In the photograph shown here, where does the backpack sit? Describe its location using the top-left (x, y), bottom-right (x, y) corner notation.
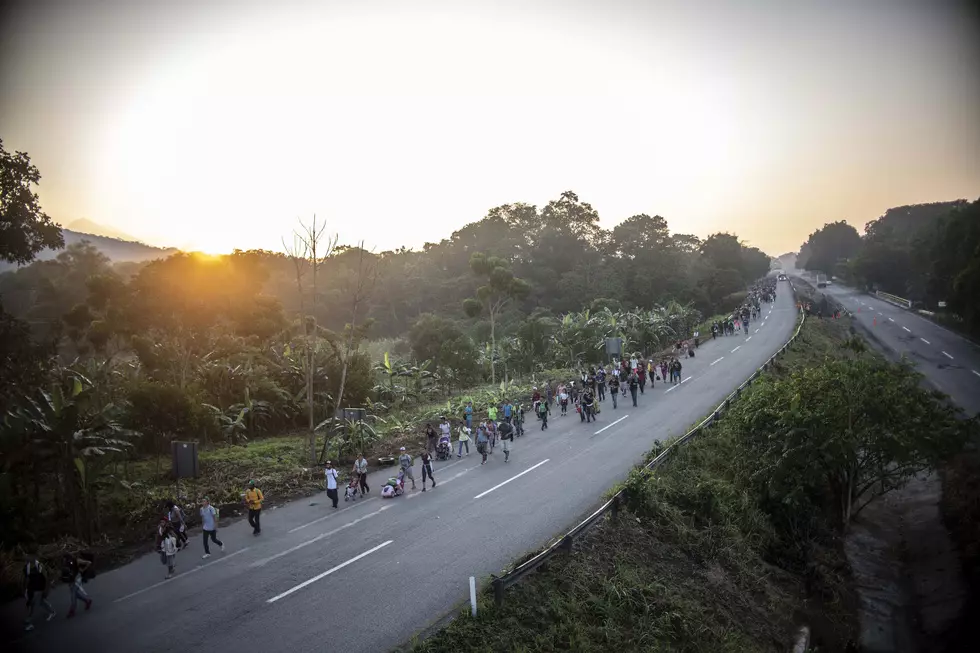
top-left (26, 561), bottom-right (46, 590)
top-left (60, 558), bottom-right (76, 583)
top-left (79, 551), bottom-right (96, 581)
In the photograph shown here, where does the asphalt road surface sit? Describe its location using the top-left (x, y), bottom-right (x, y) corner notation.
top-left (814, 278), bottom-right (980, 417)
top-left (6, 282), bottom-right (799, 653)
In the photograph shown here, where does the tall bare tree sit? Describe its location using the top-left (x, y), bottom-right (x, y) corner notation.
top-left (283, 216), bottom-right (337, 464)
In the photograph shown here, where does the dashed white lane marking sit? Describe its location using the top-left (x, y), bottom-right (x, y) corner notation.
top-left (942, 351), bottom-right (954, 360)
top-left (406, 467), bottom-right (472, 499)
top-left (289, 497), bottom-right (380, 533)
top-left (594, 414), bottom-right (629, 435)
top-left (973, 370), bottom-right (980, 378)
top-left (903, 326), bottom-right (911, 333)
top-left (746, 336), bottom-right (752, 342)
top-left (681, 376), bottom-right (692, 384)
top-left (473, 459), bottom-right (550, 499)
top-left (921, 338), bottom-right (931, 345)
top-left (888, 318), bottom-right (895, 322)
top-left (266, 540), bottom-right (393, 604)
top-left (115, 548), bottom-right (252, 603)
top-left (711, 357), bottom-right (724, 366)
top-left (755, 328), bottom-right (760, 333)
top-left (253, 505), bottom-right (392, 567)
top-left (731, 346), bottom-right (741, 353)
top-left (665, 384), bottom-right (678, 393)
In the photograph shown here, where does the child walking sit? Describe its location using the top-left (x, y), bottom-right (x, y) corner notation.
top-left (163, 530), bottom-right (178, 579)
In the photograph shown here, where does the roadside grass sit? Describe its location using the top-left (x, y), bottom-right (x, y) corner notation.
top-left (408, 312), bottom-right (859, 653)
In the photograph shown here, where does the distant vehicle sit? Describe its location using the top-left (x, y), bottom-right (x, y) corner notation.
top-left (816, 273), bottom-right (828, 288)
top-left (777, 273), bottom-right (788, 281)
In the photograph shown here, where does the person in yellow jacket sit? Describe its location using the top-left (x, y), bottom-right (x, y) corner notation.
top-left (244, 480), bottom-right (264, 536)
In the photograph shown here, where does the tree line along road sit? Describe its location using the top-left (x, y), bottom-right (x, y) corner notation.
top-left (5, 282), bottom-right (800, 653)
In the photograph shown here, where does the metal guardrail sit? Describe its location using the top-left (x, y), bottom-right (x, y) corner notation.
top-left (490, 284), bottom-right (807, 607)
top-left (875, 290), bottom-right (912, 309)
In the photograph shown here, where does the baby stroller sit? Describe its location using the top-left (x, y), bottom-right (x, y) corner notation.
top-left (344, 476), bottom-right (360, 502)
top-left (436, 436), bottom-right (452, 461)
top-left (381, 472), bottom-right (405, 499)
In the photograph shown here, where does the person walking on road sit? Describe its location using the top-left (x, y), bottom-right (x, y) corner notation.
top-left (166, 500), bottom-right (189, 550)
top-left (325, 461), bottom-right (340, 508)
top-left (582, 388), bottom-right (596, 423)
top-left (398, 447), bottom-right (417, 490)
top-left (537, 399), bottom-right (549, 430)
top-left (499, 419), bottom-right (514, 462)
top-left (628, 371), bottom-right (639, 407)
top-left (420, 450), bottom-right (436, 491)
top-left (476, 425), bottom-right (490, 465)
top-left (199, 497), bottom-right (224, 559)
top-left (353, 454), bottom-right (370, 494)
top-left (457, 425), bottom-right (471, 457)
top-left (62, 553), bottom-right (92, 617)
top-left (464, 401), bottom-right (473, 430)
top-left (162, 530), bottom-right (178, 579)
top-left (503, 401), bottom-right (513, 423)
top-left (487, 404), bottom-right (498, 424)
top-left (514, 403), bottom-right (525, 436)
top-left (22, 552), bottom-right (55, 631)
top-left (244, 480), bottom-right (264, 535)
top-left (608, 373), bottom-right (620, 409)
top-left (425, 423), bottom-right (437, 454)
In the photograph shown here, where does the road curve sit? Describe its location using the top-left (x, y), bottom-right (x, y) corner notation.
top-left (5, 284), bottom-right (800, 653)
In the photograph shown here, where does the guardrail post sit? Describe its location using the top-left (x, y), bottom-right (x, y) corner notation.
top-left (611, 493), bottom-right (620, 518)
top-left (559, 534), bottom-right (574, 552)
top-left (492, 576), bottom-right (505, 607)
top-left (712, 410), bottom-right (720, 422)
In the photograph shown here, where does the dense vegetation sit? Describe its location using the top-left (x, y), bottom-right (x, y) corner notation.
top-left (411, 296), bottom-right (975, 653)
top-left (0, 141), bottom-right (772, 590)
top-left (798, 199), bottom-right (980, 334)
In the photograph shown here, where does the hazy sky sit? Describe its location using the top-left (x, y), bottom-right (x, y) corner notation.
top-left (2, 0), bottom-right (979, 255)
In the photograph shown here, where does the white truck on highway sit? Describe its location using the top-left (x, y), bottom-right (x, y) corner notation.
top-left (816, 273), bottom-right (828, 288)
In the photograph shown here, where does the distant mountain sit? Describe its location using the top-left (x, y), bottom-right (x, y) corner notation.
top-left (64, 218), bottom-right (138, 242)
top-left (0, 229), bottom-right (180, 273)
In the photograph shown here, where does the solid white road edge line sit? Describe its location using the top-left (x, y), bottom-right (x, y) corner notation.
top-left (921, 338), bottom-right (931, 345)
top-left (711, 357), bottom-right (724, 366)
top-left (114, 548), bottom-right (252, 603)
top-left (732, 346), bottom-right (741, 352)
top-left (594, 414), bottom-right (629, 435)
top-left (903, 326), bottom-right (911, 332)
top-left (251, 505), bottom-right (392, 568)
top-left (473, 459), bottom-right (550, 500)
top-left (266, 540), bottom-right (394, 604)
top-left (943, 351), bottom-right (954, 360)
top-left (289, 497), bottom-right (379, 533)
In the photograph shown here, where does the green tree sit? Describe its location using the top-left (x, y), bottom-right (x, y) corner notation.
top-left (800, 221), bottom-right (862, 274)
top-left (0, 139), bottom-right (64, 264)
top-left (462, 253), bottom-right (530, 383)
top-left (727, 357), bottom-right (971, 529)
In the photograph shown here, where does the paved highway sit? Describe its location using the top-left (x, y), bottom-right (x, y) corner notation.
top-left (6, 282), bottom-right (799, 653)
top-left (813, 277), bottom-right (980, 417)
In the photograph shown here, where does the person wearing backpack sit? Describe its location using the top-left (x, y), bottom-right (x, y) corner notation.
top-left (23, 551), bottom-right (55, 630)
top-left (61, 552), bottom-right (92, 618)
top-left (537, 399), bottom-right (548, 430)
top-left (199, 497), bottom-right (225, 559)
top-left (166, 500), bottom-right (189, 550)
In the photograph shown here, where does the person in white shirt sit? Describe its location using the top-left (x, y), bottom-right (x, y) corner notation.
top-left (353, 454), bottom-right (369, 494)
top-left (325, 461), bottom-right (340, 508)
top-left (199, 497), bottom-right (224, 559)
